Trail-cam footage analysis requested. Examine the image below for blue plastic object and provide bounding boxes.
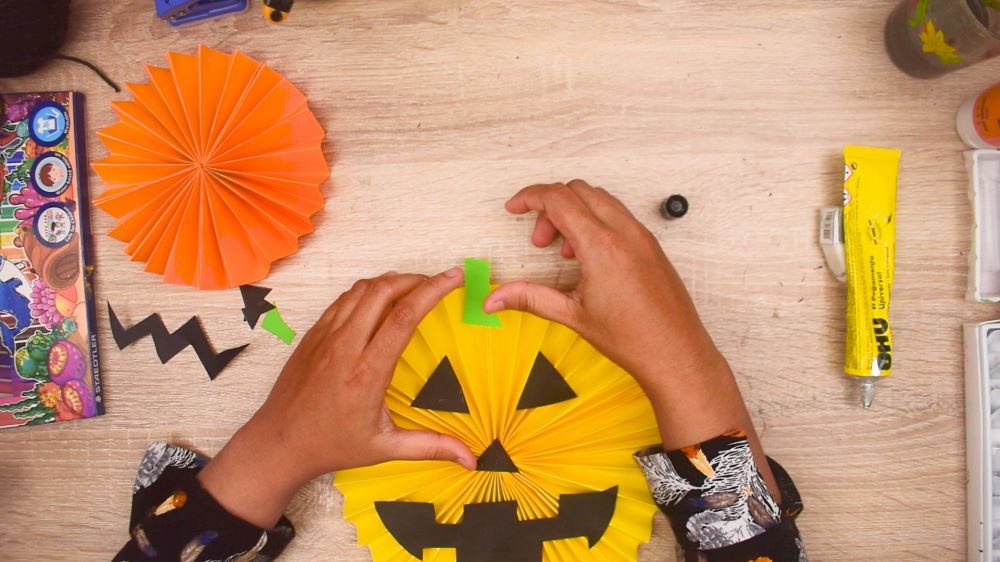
[155,0,248,26]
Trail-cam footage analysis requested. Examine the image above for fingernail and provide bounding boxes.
[443,267,462,278]
[483,299,502,313]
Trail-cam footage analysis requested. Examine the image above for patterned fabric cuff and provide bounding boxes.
[113,442,295,562]
[635,432,806,561]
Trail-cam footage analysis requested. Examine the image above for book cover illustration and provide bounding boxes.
[0,92,103,428]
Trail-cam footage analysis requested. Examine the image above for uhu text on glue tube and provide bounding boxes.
[843,146,900,409]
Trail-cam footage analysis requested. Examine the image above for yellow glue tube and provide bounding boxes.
[843,145,900,409]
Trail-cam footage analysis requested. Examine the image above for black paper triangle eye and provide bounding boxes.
[516,352,577,410]
[476,439,519,473]
[411,356,469,413]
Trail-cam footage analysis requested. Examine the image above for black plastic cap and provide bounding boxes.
[660,195,688,219]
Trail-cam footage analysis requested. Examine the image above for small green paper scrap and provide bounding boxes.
[463,258,502,328]
[261,306,296,344]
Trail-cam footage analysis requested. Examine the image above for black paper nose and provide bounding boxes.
[476,439,518,473]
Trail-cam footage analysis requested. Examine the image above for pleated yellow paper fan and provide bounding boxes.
[335,289,661,562]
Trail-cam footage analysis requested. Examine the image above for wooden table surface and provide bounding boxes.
[0,0,992,560]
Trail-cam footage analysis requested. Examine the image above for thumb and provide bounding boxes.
[386,429,477,470]
[484,281,580,327]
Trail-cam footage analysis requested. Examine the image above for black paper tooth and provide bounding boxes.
[239,284,276,329]
[107,303,248,380]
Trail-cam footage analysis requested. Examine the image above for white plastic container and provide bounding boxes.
[963,321,1000,561]
[957,83,1000,150]
[965,151,1000,302]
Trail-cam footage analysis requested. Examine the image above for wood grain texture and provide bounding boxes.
[0,0,989,560]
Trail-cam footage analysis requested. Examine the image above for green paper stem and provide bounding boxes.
[262,306,296,344]
[463,258,502,328]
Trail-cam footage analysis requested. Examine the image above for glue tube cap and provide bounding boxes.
[819,207,846,283]
[660,195,688,219]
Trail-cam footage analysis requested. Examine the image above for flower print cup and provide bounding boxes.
[885,0,1000,78]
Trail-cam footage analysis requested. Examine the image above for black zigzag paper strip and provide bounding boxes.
[239,284,275,329]
[107,303,249,380]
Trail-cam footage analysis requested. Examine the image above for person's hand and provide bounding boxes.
[484,180,724,387]
[198,269,476,528]
[483,181,777,497]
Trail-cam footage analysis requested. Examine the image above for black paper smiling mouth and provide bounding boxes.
[374,351,616,561]
[375,486,618,562]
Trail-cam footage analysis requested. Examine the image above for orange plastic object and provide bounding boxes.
[92,46,328,290]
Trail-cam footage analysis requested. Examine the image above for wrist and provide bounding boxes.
[197,418,308,528]
[627,332,725,386]
[635,351,752,450]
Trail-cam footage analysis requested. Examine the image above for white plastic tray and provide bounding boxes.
[964,320,998,561]
[966,150,1000,302]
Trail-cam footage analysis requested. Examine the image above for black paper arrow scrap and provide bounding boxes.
[239,284,275,329]
[107,303,248,380]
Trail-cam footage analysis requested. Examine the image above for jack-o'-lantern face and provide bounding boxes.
[336,289,661,562]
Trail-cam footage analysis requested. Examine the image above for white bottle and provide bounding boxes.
[957,82,1000,149]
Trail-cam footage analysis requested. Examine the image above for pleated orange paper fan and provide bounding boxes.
[92,46,328,290]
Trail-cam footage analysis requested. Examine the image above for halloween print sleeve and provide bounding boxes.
[635,431,806,562]
[113,442,295,562]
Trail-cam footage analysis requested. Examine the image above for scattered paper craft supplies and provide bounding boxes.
[91,45,329,290]
[463,258,501,328]
[107,303,247,380]
[335,288,660,562]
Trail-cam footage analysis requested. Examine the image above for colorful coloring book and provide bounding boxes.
[0,92,102,428]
